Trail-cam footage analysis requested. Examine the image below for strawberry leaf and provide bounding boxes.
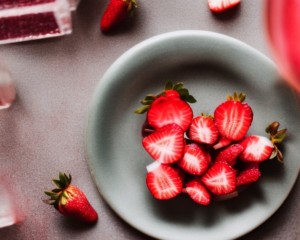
[164,82,173,90]
[184,95,197,103]
[269,148,278,159]
[178,88,189,97]
[140,99,153,105]
[145,95,156,100]
[52,179,63,188]
[134,105,150,114]
[272,129,287,143]
[173,83,183,91]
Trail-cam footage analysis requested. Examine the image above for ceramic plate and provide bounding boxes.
[86,31,300,240]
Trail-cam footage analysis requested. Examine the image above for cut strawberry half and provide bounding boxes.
[176,143,210,175]
[188,114,219,144]
[214,92,253,141]
[213,137,232,150]
[236,169,261,186]
[146,162,183,200]
[184,179,211,205]
[142,123,184,164]
[201,162,236,195]
[208,0,241,12]
[239,136,274,162]
[147,96,193,132]
[215,144,244,167]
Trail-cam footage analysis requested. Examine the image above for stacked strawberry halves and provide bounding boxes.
[135,82,287,205]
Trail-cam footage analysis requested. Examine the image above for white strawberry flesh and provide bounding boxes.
[239,135,274,162]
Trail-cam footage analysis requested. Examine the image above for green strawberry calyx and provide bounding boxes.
[227,92,246,102]
[44,172,73,209]
[265,121,287,163]
[134,81,197,114]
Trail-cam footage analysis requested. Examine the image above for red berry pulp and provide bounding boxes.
[0,0,55,9]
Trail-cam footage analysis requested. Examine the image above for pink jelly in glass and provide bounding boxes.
[0,0,80,44]
[265,0,300,92]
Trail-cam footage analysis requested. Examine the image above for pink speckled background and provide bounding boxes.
[0,0,299,239]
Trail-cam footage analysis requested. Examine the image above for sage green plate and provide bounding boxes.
[86,31,300,240]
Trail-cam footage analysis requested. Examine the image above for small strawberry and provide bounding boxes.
[214,92,253,143]
[134,82,196,132]
[142,123,185,164]
[236,169,261,186]
[215,144,244,166]
[184,179,211,205]
[188,113,219,145]
[101,0,137,32]
[146,162,183,200]
[239,121,287,163]
[213,137,232,150]
[44,173,98,223]
[176,143,210,175]
[208,0,241,12]
[201,162,236,195]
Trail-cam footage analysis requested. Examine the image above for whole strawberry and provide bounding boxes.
[44,173,98,223]
[101,0,137,32]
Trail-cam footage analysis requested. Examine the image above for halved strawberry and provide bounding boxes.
[134,82,196,132]
[201,162,236,195]
[213,137,232,150]
[239,122,287,163]
[176,143,210,175]
[208,0,241,12]
[239,136,273,162]
[215,144,244,167]
[142,123,184,164]
[237,169,261,186]
[146,162,183,200]
[214,92,253,141]
[184,179,211,205]
[188,114,219,144]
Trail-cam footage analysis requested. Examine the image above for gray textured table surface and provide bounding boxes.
[0,0,299,239]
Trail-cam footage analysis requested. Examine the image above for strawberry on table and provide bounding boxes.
[184,179,211,205]
[177,143,210,175]
[202,162,236,195]
[214,92,253,145]
[44,173,98,223]
[101,0,137,32]
[215,144,244,166]
[142,123,185,164]
[208,0,241,12]
[146,162,183,200]
[134,82,196,132]
[239,121,287,163]
[188,113,219,145]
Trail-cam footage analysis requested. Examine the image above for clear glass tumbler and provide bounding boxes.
[0,63,16,109]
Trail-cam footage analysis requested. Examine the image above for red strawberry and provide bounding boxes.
[101,0,137,32]
[208,0,241,12]
[214,92,253,142]
[213,137,232,150]
[44,173,98,223]
[134,82,196,132]
[184,179,211,205]
[237,169,261,186]
[215,144,244,166]
[146,162,183,200]
[188,114,219,144]
[240,121,287,163]
[176,143,210,175]
[201,162,236,195]
[142,123,185,164]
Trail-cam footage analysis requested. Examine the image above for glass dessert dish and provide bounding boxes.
[0,0,81,45]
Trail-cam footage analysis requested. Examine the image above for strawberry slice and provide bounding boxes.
[208,0,241,12]
[176,143,210,175]
[188,114,219,144]
[239,136,274,162]
[214,92,253,141]
[147,96,193,132]
[215,144,244,166]
[201,162,236,195]
[142,123,184,164]
[185,179,211,205]
[146,162,183,200]
[237,169,261,186]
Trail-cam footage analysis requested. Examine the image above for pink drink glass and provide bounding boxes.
[0,63,16,109]
[265,0,300,92]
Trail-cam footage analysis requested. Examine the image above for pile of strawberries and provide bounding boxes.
[135,82,286,205]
